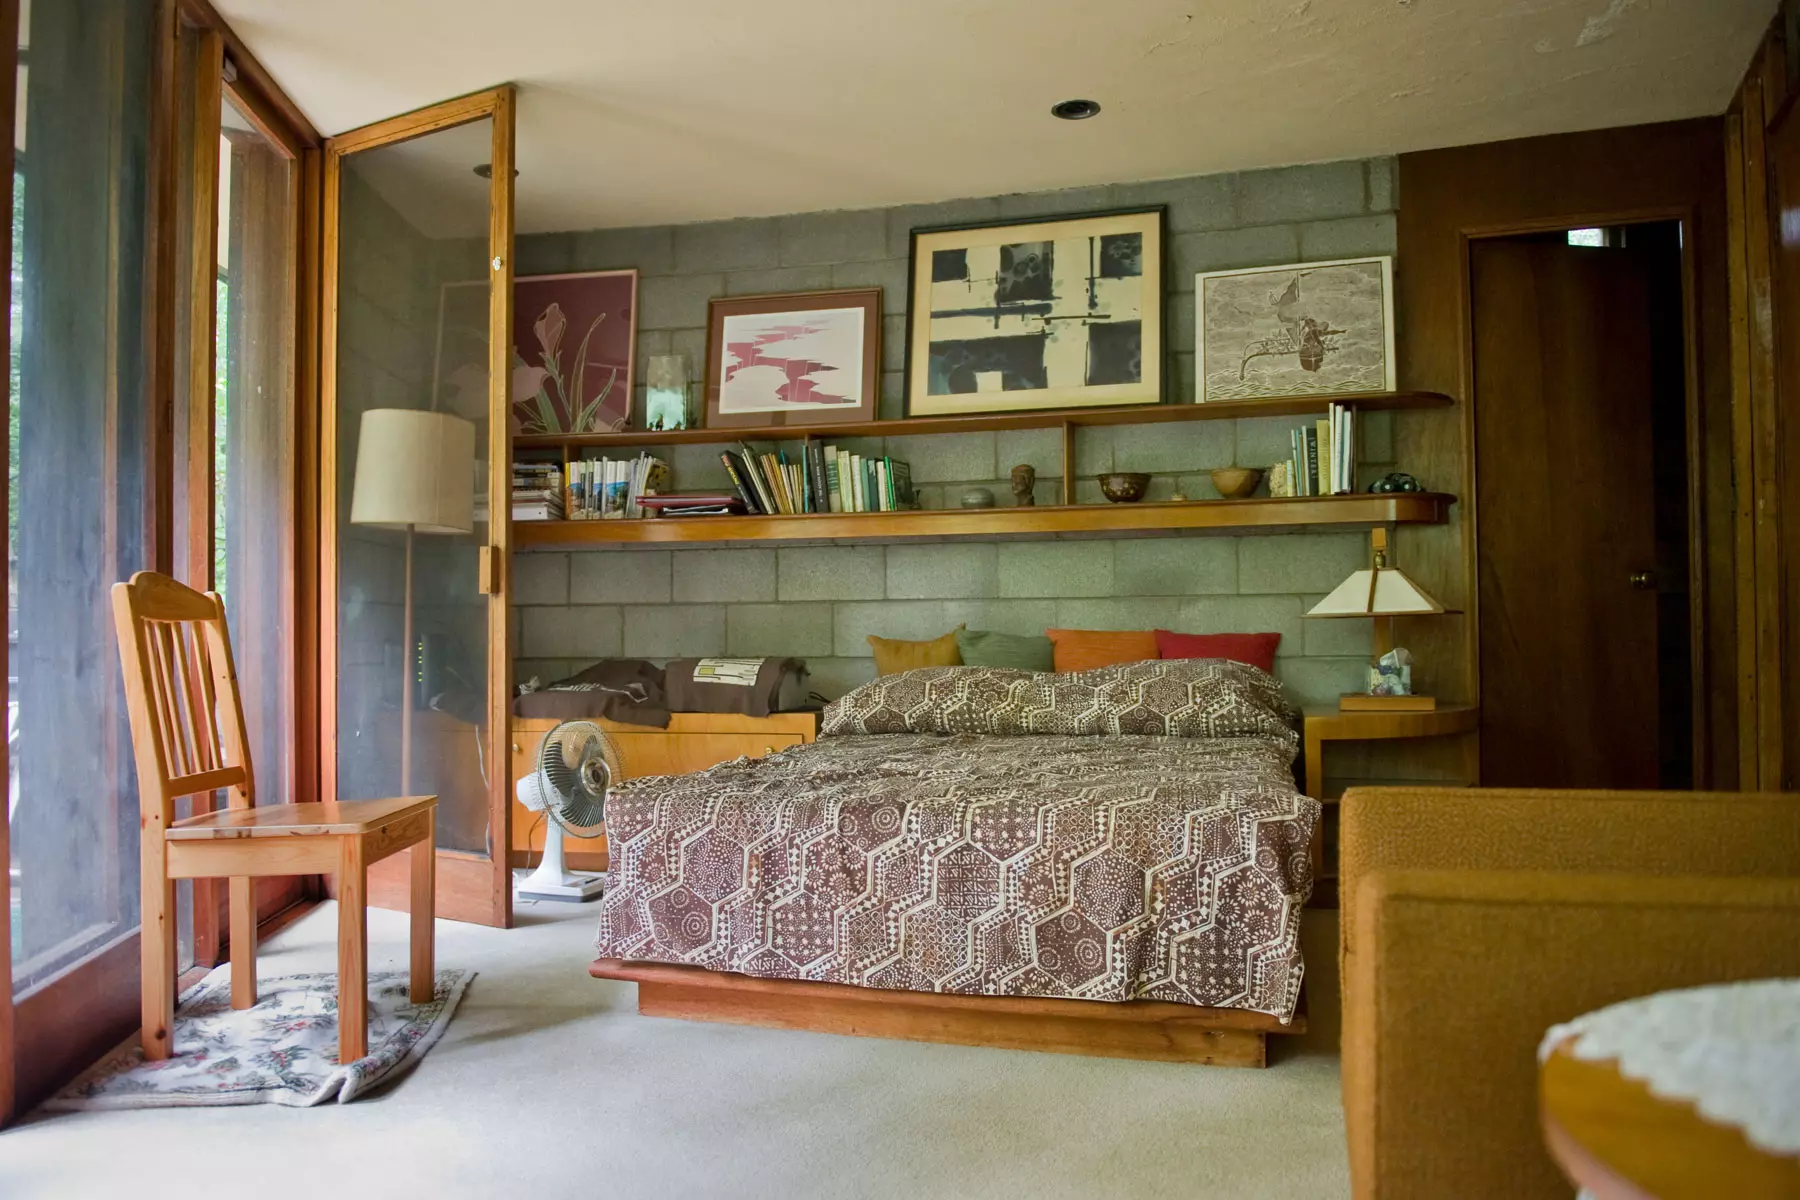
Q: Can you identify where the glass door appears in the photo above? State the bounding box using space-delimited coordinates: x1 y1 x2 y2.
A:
322 90 515 927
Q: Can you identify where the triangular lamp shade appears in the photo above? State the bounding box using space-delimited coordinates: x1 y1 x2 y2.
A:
1307 567 1446 618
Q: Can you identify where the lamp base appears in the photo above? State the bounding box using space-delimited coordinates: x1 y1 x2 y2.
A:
1339 693 1437 713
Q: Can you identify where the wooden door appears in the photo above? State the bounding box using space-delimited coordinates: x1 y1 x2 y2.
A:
322 89 516 927
1472 237 1664 787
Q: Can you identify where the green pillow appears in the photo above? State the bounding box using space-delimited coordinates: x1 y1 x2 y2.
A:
956 628 1054 672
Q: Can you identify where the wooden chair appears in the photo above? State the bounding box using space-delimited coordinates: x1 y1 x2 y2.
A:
111 570 436 1064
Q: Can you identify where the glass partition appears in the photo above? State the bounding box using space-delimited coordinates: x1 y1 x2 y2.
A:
9 0 156 994
332 118 496 880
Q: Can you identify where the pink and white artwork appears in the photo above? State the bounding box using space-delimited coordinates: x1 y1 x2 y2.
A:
717 307 865 414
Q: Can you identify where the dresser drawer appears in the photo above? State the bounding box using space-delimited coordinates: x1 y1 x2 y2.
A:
507 712 818 869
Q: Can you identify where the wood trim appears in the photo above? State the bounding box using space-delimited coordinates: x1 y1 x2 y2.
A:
325 86 510 156
295 144 322 807
515 390 1453 451
1727 113 1762 788
593 959 1294 1067
12 933 141 1114
486 84 516 928
514 493 1454 548
1743 72 1785 790
173 0 320 147
181 30 222 590
318 145 341 812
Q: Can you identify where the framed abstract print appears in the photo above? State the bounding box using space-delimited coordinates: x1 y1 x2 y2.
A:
703 288 881 429
1194 255 1395 402
906 207 1163 416
510 268 639 433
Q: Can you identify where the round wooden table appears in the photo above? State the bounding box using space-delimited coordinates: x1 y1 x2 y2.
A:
1539 981 1800 1199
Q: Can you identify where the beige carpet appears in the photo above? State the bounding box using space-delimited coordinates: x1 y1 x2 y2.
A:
0 902 1348 1199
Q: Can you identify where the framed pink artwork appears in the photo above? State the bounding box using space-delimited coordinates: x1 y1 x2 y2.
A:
703 288 881 429
510 268 639 434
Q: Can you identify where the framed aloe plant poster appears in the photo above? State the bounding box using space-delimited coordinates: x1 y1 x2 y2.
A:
507 268 639 433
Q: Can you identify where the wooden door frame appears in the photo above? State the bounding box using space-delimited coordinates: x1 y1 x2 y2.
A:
170 0 322 967
1455 206 1710 785
1396 121 1736 790
320 85 516 928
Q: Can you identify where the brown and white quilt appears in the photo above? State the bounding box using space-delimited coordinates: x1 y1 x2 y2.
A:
594 660 1318 1020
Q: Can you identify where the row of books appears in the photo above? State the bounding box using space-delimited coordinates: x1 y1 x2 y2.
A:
718 442 915 515
510 462 564 522
1271 404 1357 498
564 454 667 520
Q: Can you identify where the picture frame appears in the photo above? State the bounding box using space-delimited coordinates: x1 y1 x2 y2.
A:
1194 255 1396 403
703 287 882 429
905 207 1164 417
510 268 639 433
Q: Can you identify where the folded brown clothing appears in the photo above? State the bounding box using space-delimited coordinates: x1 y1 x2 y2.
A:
512 658 671 727
662 657 808 717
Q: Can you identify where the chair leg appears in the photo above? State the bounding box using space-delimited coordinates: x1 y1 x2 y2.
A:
229 876 258 1009
337 836 368 1063
409 808 436 1004
140 852 177 1062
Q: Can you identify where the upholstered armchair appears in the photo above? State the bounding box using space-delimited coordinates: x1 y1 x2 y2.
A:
1338 786 1800 1199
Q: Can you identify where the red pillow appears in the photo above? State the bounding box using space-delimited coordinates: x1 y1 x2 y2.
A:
1153 630 1281 675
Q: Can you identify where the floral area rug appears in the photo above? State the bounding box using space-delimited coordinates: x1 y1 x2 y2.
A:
44 966 474 1108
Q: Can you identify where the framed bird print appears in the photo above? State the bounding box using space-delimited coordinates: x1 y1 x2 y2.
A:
1194 256 1396 402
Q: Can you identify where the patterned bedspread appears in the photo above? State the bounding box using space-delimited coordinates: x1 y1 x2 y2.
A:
595 663 1316 1020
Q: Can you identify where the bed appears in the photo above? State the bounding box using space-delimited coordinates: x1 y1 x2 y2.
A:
591 659 1319 1066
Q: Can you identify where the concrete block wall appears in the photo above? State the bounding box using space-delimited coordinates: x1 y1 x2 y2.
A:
512 157 1404 711
512 533 1377 707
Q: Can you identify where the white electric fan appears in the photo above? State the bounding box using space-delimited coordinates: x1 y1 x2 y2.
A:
513 719 616 902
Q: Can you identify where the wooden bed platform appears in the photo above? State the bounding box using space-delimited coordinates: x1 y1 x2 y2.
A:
590 958 1304 1068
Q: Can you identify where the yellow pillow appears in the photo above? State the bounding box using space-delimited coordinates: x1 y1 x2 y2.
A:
867 626 964 676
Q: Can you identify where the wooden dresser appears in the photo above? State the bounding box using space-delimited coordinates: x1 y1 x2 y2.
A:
508 711 819 871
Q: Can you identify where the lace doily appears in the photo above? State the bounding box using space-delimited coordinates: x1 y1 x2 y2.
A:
1540 978 1800 1156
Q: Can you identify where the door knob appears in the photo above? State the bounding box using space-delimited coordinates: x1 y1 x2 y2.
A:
1629 571 1657 590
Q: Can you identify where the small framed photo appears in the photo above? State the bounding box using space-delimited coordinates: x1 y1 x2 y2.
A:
509 268 639 433
703 288 882 429
906 207 1164 416
1194 256 1395 403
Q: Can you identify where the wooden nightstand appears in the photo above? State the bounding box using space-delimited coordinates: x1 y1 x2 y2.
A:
1300 704 1478 907
1301 704 1480 800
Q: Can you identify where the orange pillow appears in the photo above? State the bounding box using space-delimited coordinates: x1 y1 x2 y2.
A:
867 626 964 676
1045 628 1159 673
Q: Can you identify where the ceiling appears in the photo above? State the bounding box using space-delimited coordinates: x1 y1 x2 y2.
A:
215 0 1776 235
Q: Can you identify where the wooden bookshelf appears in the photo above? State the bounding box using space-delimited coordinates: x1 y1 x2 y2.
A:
512 389 1453 452
512 492 1455 548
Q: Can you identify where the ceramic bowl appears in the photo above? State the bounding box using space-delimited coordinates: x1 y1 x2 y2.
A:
1209 466 1264 500
1096 472 1151 503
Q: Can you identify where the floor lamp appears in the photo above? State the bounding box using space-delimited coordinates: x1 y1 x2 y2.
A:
349 408 476 796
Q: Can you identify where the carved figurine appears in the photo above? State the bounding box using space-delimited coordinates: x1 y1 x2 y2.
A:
1009 463 1036 507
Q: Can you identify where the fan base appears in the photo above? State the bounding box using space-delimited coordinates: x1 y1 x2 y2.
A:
512 868 606 903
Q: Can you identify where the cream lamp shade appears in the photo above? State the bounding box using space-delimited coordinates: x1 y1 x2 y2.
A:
1305 528 1448 618
1307 567 1446 617
349 409 476 534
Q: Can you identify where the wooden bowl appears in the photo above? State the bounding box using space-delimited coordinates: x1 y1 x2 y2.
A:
1209 466 1264 500
1096 472 1151 503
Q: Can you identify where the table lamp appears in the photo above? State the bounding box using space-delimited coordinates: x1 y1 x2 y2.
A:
1305 528 1452 712
349 408 476 795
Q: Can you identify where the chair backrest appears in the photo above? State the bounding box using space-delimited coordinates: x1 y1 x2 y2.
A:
111 571 255 829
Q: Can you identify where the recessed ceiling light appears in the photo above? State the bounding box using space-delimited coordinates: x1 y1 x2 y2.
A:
472 163 520 179
1050 98 1101 121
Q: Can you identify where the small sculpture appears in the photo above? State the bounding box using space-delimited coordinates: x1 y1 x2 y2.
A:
1010 463 1036 506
